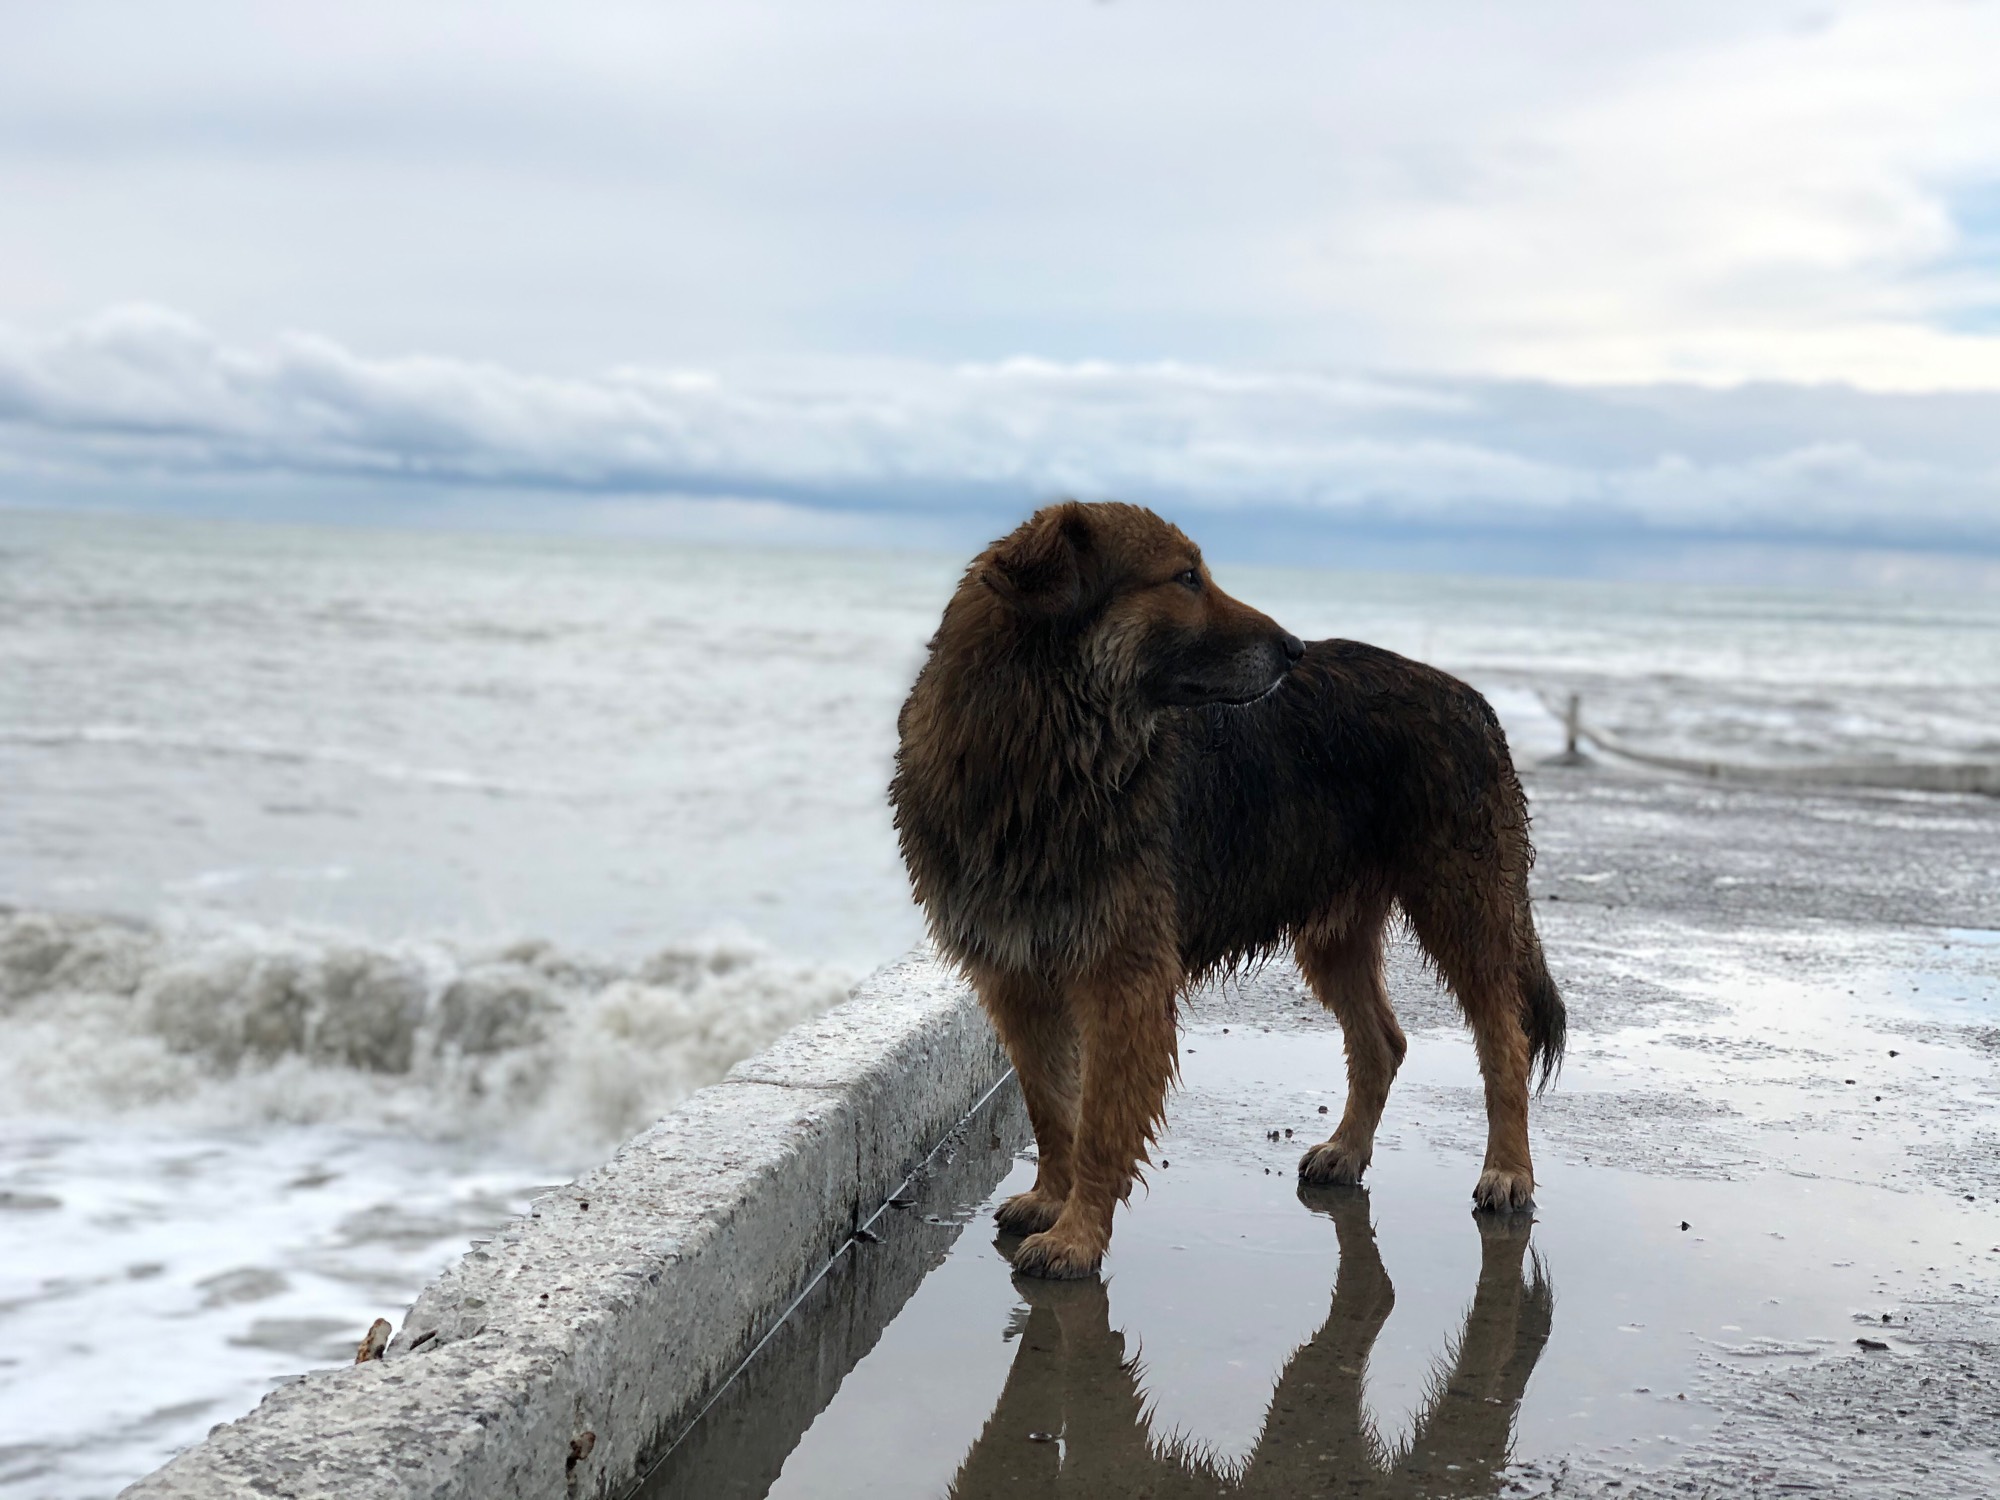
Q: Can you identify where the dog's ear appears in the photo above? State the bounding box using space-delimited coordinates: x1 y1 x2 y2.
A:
985 503 1098 617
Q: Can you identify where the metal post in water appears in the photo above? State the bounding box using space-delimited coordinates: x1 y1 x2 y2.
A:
1542 691 1591 767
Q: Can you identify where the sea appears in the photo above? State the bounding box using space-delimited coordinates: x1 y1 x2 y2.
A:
2 507 1996 1498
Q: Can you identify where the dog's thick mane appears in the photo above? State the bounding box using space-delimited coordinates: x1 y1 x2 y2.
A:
892 563 1181 979
917 571 1159 788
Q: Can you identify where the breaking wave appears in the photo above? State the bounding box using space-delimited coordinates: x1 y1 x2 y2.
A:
0 906 857 1165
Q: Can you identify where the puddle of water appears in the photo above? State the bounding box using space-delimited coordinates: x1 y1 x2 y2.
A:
641 1086 1036 1500
638 1015 2000 1499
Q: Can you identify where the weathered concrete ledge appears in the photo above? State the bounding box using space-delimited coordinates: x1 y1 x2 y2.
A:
120 946 1006 1500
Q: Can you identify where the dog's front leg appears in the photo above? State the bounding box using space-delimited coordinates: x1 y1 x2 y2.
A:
1011 953 1179 1280
972 965 1079 1237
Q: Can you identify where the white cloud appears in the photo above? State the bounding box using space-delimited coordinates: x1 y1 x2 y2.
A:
4 307 1996 552
4 2 2000 388
1301 2 2000 387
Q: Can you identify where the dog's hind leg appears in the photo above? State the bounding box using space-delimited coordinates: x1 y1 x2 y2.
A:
1466 1006 1536 1213
1012 952 1180 1280
972 966 1080 1238
1296 904 1404 1187
1403 882 1538 1213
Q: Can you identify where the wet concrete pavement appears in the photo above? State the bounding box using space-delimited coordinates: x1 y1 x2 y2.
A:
638 766 2000 1499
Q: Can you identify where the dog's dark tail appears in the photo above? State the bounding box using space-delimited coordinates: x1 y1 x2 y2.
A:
1520 934 1567 1094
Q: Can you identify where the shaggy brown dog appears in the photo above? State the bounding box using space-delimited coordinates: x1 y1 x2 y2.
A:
891 501 1565 1279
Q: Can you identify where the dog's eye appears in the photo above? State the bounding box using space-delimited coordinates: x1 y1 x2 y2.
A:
1175 569 1202 591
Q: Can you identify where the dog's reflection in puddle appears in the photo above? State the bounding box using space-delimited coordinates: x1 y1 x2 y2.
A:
952 1188 1552 1498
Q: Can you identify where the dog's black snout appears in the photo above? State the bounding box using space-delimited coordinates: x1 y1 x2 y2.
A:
1281 633 1306 665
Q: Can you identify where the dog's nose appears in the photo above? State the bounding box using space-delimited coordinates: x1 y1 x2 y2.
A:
1281 633 1305 664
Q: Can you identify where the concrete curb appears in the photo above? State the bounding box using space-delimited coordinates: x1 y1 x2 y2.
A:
635 1080 1032 1499
119 948 1006 1500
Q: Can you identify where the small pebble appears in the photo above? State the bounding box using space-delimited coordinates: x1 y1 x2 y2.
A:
1026 1431 1056 1443
1680 1221 1690 1231
1318 1105 1328 1114
1856 1337 1889 1352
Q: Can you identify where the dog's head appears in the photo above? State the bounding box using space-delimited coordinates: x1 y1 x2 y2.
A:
980 501 1304 709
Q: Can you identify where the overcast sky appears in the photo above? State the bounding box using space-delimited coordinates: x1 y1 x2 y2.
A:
3 1 1999 578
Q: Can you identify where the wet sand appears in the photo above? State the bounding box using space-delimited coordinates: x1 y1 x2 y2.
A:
638 766 2000 1499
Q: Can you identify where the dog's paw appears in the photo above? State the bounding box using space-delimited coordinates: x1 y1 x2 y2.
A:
994 1188 1065 1237
1010 1227 1103 1280
1297 1137 1371 1186
1471 1167 1536 1214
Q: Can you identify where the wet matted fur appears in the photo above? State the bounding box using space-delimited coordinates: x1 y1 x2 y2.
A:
891 501 1565 1279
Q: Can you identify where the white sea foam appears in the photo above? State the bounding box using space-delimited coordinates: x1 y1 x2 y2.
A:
0 907 856 1162
0 906 856 1499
